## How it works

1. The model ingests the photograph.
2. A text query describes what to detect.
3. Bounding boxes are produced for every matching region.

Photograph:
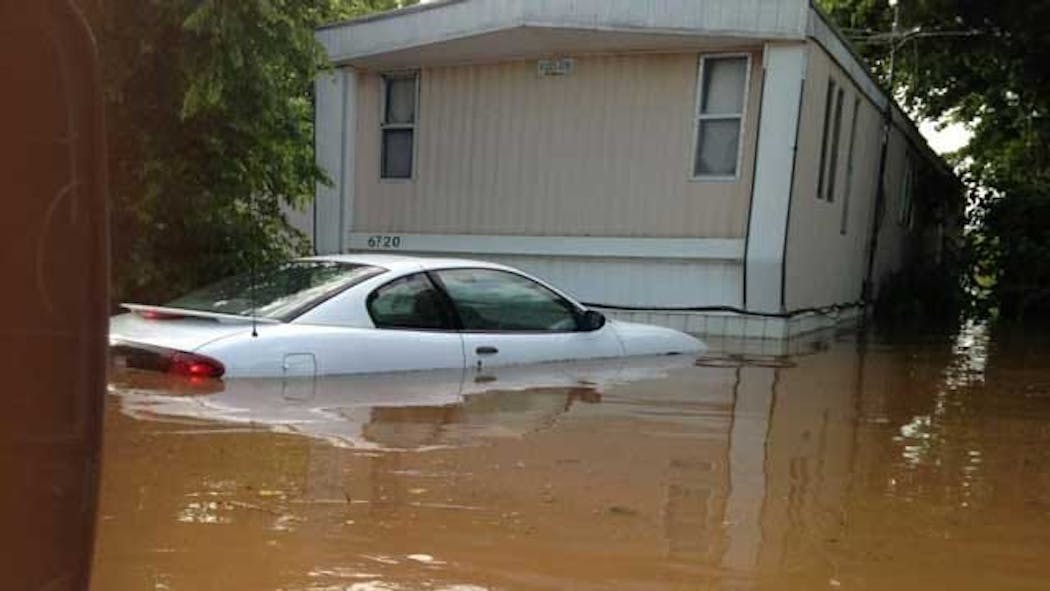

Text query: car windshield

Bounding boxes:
[166,261,385,320]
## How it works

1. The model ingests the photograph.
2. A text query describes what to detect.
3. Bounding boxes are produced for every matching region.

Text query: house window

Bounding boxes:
[899,157,915,228]
[693,55,750,178]
[817,79,835,199]
[840,97,862,235]
[825,88,846,202]
[818,78,846,201]
[381,72,418,179]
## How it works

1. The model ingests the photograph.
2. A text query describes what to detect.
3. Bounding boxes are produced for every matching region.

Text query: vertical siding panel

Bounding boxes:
[628,56,646,237]
[423,67,440,231]
[660,55,685,236]
[757,0,780,31]
[456,67,473,231]
[461,67,477,231]
[353,74,377,232]
[448,66,465,232]
[545,71,563,234]
[631,56,650,236]
[444,66,460,232]
[483,65,500,231]
[740,0,760,34]
[506,62,525,233]
[434,67,452,231]
[465,66,479,232]
[597,56,611,235]
[524,59,540,233]
[419,67,435,230]
[437,66,454,232]
[604,57,622,232]
[726,0,744,31]
[546,67,567,233]
[705,1,723,31]
[417,69,433,230]
[645,55,663,236]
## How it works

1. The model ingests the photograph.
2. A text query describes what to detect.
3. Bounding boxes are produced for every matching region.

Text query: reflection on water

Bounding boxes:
[108,357,691,451]
[94,326,1050,590]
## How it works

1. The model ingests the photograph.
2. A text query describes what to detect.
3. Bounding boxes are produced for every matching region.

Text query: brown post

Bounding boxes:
[0,1,109,589]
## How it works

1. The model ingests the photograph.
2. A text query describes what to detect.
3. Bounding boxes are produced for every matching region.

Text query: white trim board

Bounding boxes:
[745,43,806,314]
[347,233,744,261]
[313,67,359,254]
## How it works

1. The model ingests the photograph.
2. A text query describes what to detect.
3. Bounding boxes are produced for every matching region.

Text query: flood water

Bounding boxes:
[92,323,1050,590]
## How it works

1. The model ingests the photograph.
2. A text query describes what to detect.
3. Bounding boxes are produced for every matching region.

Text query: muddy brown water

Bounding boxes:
[91,324,1050,590]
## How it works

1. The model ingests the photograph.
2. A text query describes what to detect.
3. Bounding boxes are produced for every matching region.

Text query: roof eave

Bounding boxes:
[317,0,810,65]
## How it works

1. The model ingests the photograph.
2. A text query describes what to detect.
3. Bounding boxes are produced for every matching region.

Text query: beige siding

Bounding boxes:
[353,51,762,238]
[783,43,912,310]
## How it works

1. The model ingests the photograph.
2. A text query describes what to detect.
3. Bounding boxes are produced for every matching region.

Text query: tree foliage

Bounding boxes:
[81,0,410,303]
[818,0,1050,320]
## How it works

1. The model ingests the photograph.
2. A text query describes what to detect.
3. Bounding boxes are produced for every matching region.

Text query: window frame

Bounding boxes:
[429,267,587,334]
[817,78,837,200]
[379,70,420,181]
[898,157,916,229]
[824,86,846,203]
[690,53,752,182]
[365,271,458,332]
[840,97,862,235]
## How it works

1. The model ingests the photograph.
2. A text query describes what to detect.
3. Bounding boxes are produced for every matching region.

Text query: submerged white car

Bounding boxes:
[109,254,704,378]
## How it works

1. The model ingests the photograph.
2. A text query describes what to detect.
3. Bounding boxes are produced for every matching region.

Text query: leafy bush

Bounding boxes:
[82,0,408,303]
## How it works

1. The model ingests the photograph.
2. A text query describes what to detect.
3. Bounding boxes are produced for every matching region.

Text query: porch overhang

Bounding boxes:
[318,0,809,69]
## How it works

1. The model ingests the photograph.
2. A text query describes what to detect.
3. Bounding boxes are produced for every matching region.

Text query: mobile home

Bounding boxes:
[297,0,960,339]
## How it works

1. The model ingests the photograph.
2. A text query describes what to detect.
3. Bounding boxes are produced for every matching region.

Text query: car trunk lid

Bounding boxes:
[110,304,278,353]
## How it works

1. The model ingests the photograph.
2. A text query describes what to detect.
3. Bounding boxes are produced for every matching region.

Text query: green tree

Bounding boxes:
[817,0,1050,321]
[81,0,411,303]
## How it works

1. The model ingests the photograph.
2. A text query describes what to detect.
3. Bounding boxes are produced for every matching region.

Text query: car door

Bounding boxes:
[430,267,623,372]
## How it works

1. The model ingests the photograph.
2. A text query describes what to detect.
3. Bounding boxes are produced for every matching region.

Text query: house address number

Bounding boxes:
[366,235,402,249]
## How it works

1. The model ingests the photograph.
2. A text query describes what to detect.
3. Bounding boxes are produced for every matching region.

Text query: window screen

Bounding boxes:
[694,56,748,177]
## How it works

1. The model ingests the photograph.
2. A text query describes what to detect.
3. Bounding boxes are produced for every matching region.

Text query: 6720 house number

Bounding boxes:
[367,235,402,249]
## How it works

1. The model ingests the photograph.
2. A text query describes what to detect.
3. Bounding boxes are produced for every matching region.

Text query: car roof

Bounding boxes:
[298,253,514,273]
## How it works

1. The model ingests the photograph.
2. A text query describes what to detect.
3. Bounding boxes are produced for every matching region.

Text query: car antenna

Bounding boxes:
[249,194,259,338]
[250,257,258,338]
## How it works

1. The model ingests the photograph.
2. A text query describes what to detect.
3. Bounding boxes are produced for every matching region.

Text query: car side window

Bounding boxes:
[434,268,580,332]
[367,273,453,330]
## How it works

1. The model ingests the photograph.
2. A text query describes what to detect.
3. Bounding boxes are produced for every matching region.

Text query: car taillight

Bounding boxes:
[168,352,225,378]
[111,341,226,379]
[138,310,185,320]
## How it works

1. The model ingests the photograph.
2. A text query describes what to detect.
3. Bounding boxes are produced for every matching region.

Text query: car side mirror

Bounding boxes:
[578,309,606,332]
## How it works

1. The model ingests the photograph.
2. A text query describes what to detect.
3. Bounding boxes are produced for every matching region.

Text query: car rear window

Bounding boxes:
[166,261,385,321]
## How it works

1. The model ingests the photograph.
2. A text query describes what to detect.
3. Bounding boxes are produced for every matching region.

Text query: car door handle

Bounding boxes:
[475,346,499,356]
